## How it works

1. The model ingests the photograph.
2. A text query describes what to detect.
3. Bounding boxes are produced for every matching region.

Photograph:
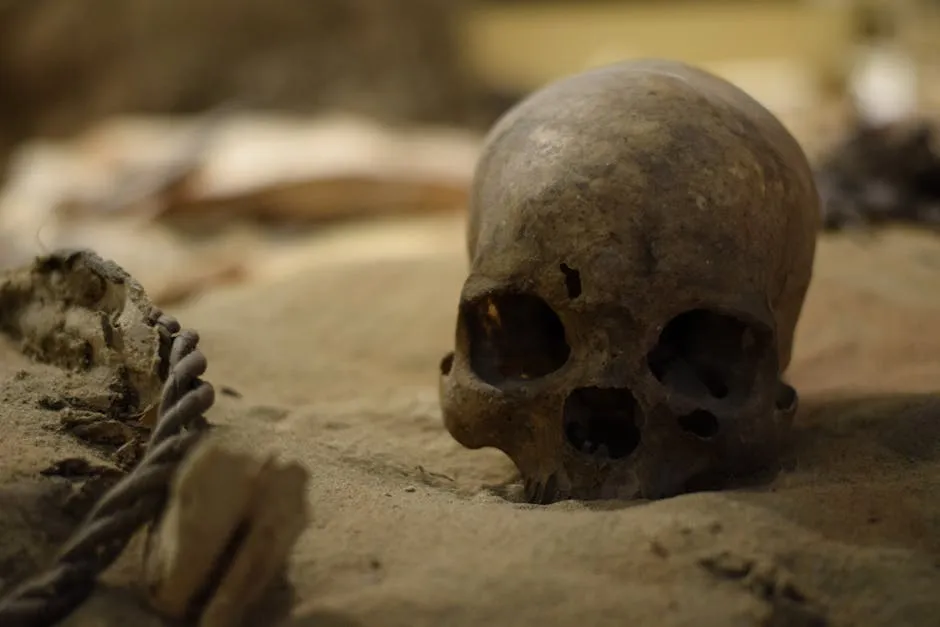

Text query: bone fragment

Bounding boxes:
[143,437,309,627]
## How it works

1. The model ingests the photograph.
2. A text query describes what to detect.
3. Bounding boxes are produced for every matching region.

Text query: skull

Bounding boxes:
[438,59,819,503]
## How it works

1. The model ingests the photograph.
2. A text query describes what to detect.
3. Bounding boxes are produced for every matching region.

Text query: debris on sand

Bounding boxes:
[815,119,940,230]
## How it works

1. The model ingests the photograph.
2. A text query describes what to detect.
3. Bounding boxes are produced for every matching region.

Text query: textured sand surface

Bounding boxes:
[2,214,939,627]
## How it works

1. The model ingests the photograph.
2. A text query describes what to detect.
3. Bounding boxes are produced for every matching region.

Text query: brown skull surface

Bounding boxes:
[439,59,819,504]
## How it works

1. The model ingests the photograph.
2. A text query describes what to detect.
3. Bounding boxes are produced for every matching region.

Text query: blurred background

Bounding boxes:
[0,0,938,303]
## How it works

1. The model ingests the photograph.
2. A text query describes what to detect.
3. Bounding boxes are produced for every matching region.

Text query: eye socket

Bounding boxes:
[647,308,771,403]
[460,291,570,385]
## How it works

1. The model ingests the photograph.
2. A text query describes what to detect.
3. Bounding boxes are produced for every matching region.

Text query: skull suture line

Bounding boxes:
[439,59,819,504]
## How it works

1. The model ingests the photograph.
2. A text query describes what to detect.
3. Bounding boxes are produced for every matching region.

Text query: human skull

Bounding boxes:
[438,59,819,503]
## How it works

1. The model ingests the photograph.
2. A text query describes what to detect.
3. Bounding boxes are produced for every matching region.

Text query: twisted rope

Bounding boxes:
[0,309,214,627]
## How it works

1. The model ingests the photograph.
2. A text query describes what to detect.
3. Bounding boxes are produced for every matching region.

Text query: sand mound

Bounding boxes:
[0,250,164,595]
[2,215,939,627]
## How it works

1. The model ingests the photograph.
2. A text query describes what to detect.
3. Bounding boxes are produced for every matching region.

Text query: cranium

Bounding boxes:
[439,59,819,503]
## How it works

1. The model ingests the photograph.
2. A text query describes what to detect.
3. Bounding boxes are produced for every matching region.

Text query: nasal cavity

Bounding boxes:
[563,387,641,460]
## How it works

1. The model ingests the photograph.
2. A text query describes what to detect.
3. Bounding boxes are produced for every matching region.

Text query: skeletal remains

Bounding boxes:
[438,59,820,503]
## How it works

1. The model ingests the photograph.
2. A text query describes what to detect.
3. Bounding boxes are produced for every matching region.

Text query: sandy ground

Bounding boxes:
[2,213,939,627]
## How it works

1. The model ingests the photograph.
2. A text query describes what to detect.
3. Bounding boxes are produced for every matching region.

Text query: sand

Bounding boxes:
[1,213,939,627]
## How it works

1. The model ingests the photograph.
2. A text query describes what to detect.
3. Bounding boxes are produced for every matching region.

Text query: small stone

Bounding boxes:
[219,386,243,399]
[39,457,94,477]
[699,551,753,580]
[59,408,103,427]
[38,395,67,410]
[71,419,136,446]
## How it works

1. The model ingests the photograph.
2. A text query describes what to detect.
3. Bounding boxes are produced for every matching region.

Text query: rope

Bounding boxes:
[0,308,214,627]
